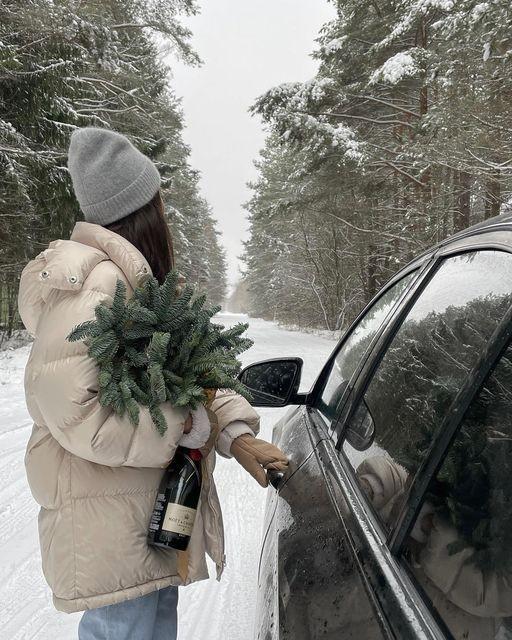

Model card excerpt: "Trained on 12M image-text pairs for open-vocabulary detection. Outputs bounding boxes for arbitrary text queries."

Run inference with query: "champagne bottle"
[148,447,202,551]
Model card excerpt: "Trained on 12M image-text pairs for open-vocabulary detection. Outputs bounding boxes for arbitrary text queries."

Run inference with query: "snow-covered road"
[0,314,336,640]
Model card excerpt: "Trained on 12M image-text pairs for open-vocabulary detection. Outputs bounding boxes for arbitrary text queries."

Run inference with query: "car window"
[317,273,417,423]
[343,250,512,531]
[401,341,512,640]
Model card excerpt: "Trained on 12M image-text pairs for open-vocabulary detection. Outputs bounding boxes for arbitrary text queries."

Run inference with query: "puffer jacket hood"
[18,221,260,613]
[18,221,151,333]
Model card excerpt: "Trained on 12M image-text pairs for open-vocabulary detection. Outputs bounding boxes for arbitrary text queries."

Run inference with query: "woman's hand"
[230,434,289,487]
[178,406,211,449]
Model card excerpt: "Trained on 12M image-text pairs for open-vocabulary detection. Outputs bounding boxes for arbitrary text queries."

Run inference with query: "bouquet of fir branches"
[67,270,253,435]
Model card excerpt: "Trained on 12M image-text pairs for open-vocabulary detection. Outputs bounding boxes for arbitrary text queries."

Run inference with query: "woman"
[17,127,288,639]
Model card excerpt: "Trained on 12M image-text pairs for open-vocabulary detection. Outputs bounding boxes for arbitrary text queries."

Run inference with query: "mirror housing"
[239,358,304,407]
[345,400,375,451]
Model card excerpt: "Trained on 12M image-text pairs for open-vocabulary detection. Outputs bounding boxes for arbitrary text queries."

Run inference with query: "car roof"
[388,211,512,286]
[447,211,512,244]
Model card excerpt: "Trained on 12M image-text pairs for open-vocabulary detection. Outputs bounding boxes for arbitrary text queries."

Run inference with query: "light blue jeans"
[78,586,178,640]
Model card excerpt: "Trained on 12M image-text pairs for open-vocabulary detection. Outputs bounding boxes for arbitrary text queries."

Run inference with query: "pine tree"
[1,0,228,334]
[245,0,512,332]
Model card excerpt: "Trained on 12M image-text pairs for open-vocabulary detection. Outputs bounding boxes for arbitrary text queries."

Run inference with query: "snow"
[471,3,489,22]
[483,42,491,62]
[263,78,333,112]
[377,0,454,48]
[425,0,454,9]
[370,51,419,85]
[0,314,337,639]
[320,36,348,56]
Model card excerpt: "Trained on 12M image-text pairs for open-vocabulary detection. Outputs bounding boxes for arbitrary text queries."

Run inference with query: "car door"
[256,266,426,640]
[318,246,512,639]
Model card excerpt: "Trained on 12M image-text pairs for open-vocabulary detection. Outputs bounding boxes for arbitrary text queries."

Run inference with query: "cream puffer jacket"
[17,221,260,613]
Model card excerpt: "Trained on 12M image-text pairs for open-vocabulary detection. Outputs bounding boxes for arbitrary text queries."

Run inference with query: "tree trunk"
[453,170,471,232]
[484,170,501,219]
[417,16,428,116]
[367,243,378,301]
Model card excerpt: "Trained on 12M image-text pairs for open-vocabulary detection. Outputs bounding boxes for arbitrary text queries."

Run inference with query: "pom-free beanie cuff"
[80,161,161,226]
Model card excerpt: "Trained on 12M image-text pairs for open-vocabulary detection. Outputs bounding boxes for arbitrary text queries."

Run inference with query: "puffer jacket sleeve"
[358,457,512,617]
[210,389,260,458]
[23,264,188,469]
[420,515,512,618]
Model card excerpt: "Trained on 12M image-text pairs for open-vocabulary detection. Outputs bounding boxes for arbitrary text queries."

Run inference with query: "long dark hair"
[105,191,175,284]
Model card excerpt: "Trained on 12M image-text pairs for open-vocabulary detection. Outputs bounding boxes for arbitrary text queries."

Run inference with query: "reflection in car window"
[344,250,512,533]
[318,273,416,423]
[402,342,512,640]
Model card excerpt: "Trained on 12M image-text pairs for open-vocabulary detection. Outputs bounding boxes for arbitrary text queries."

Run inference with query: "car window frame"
[327,251,439,441]
[310,255,432,434]
[333,243,512,551]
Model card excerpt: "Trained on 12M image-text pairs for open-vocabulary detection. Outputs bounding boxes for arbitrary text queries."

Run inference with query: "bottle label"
[162,503,196,536]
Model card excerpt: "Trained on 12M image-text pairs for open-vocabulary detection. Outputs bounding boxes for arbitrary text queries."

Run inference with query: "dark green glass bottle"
[148,447,203,551]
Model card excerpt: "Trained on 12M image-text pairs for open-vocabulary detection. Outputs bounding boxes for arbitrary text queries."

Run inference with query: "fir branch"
[67,270,253,435]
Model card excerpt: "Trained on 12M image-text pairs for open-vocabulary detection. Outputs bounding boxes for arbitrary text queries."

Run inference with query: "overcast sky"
[171,1,336,288]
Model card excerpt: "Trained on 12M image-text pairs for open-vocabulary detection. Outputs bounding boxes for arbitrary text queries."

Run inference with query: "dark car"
[239,214,512,640]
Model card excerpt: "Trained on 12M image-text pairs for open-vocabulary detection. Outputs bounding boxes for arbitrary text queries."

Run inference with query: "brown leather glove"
[230,434,289,487]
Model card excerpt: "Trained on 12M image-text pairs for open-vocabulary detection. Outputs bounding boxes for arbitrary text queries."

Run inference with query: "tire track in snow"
[0,488,37,547]
[0,544,79,640]
[0,448,26,487]
[0,421,32,443]
[0,553,46,638]
[0,429,37,549]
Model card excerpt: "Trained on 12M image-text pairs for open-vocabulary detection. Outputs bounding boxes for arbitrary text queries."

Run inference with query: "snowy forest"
[3,1,512,336]
[243,0,512,331]
[0,0,227,335]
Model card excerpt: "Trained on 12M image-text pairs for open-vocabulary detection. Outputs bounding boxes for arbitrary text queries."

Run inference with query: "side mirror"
[239,358,303,407]
[345,401,375,451]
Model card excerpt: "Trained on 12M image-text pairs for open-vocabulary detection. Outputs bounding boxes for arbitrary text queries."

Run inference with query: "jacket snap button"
[40,270,50,279]
[69,275,78,284]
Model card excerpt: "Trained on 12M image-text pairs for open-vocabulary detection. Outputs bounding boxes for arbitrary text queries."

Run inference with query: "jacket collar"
[70,221,152,291]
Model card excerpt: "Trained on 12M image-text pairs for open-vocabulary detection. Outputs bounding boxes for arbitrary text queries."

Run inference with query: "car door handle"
[267,469,285,489]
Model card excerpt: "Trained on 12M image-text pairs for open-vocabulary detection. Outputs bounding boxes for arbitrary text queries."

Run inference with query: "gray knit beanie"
[67,127,161,226]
